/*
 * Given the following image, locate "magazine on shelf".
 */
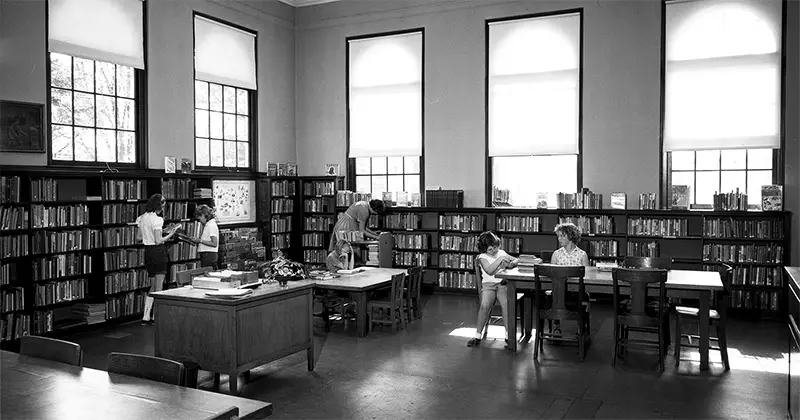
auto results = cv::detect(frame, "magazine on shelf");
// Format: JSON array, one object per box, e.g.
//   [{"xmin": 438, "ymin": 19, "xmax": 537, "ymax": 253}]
[
  {"xmin": 761, "ymin": 185, "xmax": 783, "ymax": 211},
  {"xmin": 610, "ymin": 192, "xmax": 627, "ymax": 209},
  {"xmin": 670, "ymin": 185, "xmax": 689, "ymax": 210}
]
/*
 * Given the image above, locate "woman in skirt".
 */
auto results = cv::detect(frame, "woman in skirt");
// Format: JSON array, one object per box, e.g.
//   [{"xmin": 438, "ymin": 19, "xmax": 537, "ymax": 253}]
[
  {"xmin": 136, "ymin": 193, "xmax": 179, "ymax": 324},
  {"xmin": 328, "ymin": 199, "xmax": 385, "ymax": 251},
  {"xmin": 191, "ymin": 204, "xmax": 219, "ymax": 269}
]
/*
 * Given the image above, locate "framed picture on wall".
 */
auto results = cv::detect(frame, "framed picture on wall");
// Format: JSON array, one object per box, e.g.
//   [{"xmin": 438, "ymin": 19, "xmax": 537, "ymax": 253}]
[
  {"xmin": 0, "ymin": 100, "xmax": 45, "ymax": 153},
  {"xmin": 213, "ymin": 179, "xmax": 257, "ymax": 225}
]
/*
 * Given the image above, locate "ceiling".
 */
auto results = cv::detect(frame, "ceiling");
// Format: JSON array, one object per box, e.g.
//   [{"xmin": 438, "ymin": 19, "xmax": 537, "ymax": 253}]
[{"xmin": 277, "ymin": 0, "xmax": 342, "ymax": 7}]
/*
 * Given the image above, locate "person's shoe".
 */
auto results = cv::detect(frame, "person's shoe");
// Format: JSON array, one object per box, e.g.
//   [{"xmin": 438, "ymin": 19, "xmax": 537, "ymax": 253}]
[{"xmin": 467, "ymin": 338, "xmax": 481, "ymax": 347}]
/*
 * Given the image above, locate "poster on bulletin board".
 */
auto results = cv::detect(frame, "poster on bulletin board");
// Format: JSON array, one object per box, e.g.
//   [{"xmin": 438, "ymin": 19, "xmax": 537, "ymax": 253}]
[{"xmin": 213, "ymin": 180, "xmax": 256, "ymax": 225}]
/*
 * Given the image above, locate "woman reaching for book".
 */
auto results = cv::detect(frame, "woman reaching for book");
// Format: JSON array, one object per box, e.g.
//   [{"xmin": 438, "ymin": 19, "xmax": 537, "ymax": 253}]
[
  {"xmin": 136, "ymin": 194, "xmax": 180, "ymax": 325},
  {"xmin": 328, "ymin": 199, "xmax": 386, "ymax": 251}
]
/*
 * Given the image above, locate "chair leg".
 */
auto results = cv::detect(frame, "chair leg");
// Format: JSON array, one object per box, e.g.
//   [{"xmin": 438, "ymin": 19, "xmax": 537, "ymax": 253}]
[
  {"xmin": 674, "ymin": 314, "xmax": 682, "ymax": 367},
  {"xmin": 612, "ymin": 320, "xmax": 618, "ymax": 366},
  {"xmin": 578, "ymin": 314, "xmax": 585, "ymax": 362},
  {"xmin": 658, "ymin": 327, "xmax": 665, "ymax": 372},
  {"xmin": 718, "ymin": 322, "xmax": 730, "ymax": 371}
]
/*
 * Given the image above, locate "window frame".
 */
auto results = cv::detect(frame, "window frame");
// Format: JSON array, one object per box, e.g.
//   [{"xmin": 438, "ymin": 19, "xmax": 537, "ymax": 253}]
[
  {"xmin": 45, "ymin": 1, "xmax": 148, "ymax": 168},
  {"xmin": 345, "ymin": 28, "xmax": 425, "ymax": 196},
  {"xmin": 659, "ymin": 0, "xmax": 787, "ymax": 207},
  {"xmin": 192, "ymin": 12, "xmax": 258, "ymax": 173},
  {"xmin": 484, "ymin": 9, "xmax": 585, "ymax": 207}
]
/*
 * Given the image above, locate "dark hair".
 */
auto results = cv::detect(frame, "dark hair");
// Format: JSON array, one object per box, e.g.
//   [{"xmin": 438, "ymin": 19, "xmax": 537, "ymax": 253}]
[
  {"xmin": 369, "ymin": 199, "xmax": 386, "ymax": 215},
  {"xmin": 476, "ymin": 231, "xmax": 501, "ymax": 253},
  {"xmin": 554, "ymin": 223, "xmax": 582, "ymax": 244},
  {"xmin": 194, "ymin": 204, "xmax": 215, "ymax": 220},
  {"xmin": 145, "ymin": 193, "xmax": 165, "ymax": 214}
]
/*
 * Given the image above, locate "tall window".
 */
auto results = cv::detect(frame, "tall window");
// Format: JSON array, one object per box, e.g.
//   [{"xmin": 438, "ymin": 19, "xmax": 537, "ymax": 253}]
[
  {"xmin": 347, "ymin": 30, "xmax": 424, "ymax": 197},
  {"xmin": 193, "ymin": 15, "xmax": 256, "ymax": 169},
  {"xmin": 664, "ymin": 0, "xmax": 782, "ymax": 207},
  {"xmin": 487, "ymin": 12, "xmax": 582, "ymax": 207},
  {"xmin": 47, "ymin": 0, "xmax": 144, "ymax": 164}
]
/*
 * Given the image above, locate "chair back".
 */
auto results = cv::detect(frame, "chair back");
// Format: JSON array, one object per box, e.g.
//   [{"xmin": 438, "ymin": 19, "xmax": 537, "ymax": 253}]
[
  {"xmin": 539, "ymin": 250, "xmax": 554, "ymax": 262},
  {"xmin": 714, "ymin": 263, "xmax": 733, "ymax": 318},
  {"xmin": 107, "ymin": 352, "xmax": 186, "ymax": 386},
  {"xmin": 203, "ymin": 406, "xmax": 239, "ymax": 420},
  {"xmin": 389, "ymin": 273, "xmax": 406, "ymax": 304},
  {"xmin": 611, "ymin": 267, "xmax": 667, "ymax": 325},
  {"xmin": 622, "ymin": 256, "xmax": 672, "ymax": 269},
  {"xmin": 533, "ymin": 264, "xmax": 586, "ymax": 317},
  {"xmin": 20, "ymin": 336, "xmax": 82, "ymax": 366},
  {"xmin": 407, "ymin": 266, "xmax": 423, "ymax": 299}
]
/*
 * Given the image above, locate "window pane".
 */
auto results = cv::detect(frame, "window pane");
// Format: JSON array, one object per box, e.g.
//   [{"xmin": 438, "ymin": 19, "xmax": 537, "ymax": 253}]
[
  {"xmin": 387, "ymin": 175, "xmax": 403, "ymax": 193},
  {"xmin": 209, "ymin": 111, "xmax": 223, "ymax": 139},
  {"xmin": 671, "ymin": 171, "xmax": 695, "ymax": 205},
  {"xmin": 236, "ymin": 116, "xmax": 248, "ymax": 141},
  {"xmin": 209, "ymin": 84, "xmax": 222, "ymax": 111},
  {"xmin": 117, "ymin": 98, "xmax": 135, "ymax": 130},
  {"xmin": 492, "ymin": 155, "xmax": 577, "ymax": 207},
  {"xmin": 720, "ymin": 170, "xmax": 746, "ymax": 194},
  {"xmin": 372, "ymin": 157, "xmax": 387, "ymax": 174},
  {"xmin": 355, "ymin": 158, "xmax": 371, "ymax": 174},
  {"xmin": 695, "ymin": 150, "xmax": 720, "ymax": 170},
  {"xmin": 237, "ymin": 142, "xmax": 248, "ymax": 168},
  {"xmin": 387, "ymin": 157, "xmax": 403, "ymax": 174},
  {"xmin": 96, "ymin": 95, "xmax": 115, "ymax": 129},
  {"xmin": 73, "ymin": 57, "xmax": 94, "ymax": 93},
  {"xmin": 195, "ymin": 110, "xmax": 209, "ymax": 137},
  {"xmin": 96, "ymin": 129, "xmax": 116, "ymax": 162},
  {"xmin": 73, "ymin": 92, "xmax": 95, "ymax": 126},
  {"xmin": 196, "ymin": 138, "xmax": 210, "ymax": 166},
  {"xmin": 372, "ymin": 176, "xmax": 387, "ymax": 197},
  {"xmin": 404, "ymin": 156, "xmax": 420, "ymax": 173},
  {"xmin": 195, "ymin": 81, "xmax": 209, "ymax": 109},
  {"xmin": 96, "ymin": 62, "xmax": 115, "ymax": 95},
  {"xmin": 721, "ymin": 149, "xmax": 746, "ymax": 170},
  {"xmin": 236, "ymin": 89, "xmax": 248, "ymax": 115},
  {"xmin": 671, "ymin": 151, "xmax": 694, "ymax": 170},
  {"xmin": 51, "ymin": 125, "xmax": 73, "ymax": 160},
  {"xmin": 50, "ymin": 53, "xmax": 71, "ymax": 89},
  {"xmin": 404, "ymin": 175, "xmax": 420, "ymax": 194},
  {"xmin": 355, "ymin": 176, "xmax": 371, "ymax": 194},
  {"xmin": 748, "ymin": 170, "xmax": 773, "ymax": 208},
  {"xmin": 223, "ymin": 86, "xmax": 236, "ymax": 113},
  {"xmin": 695, "ymin": 171, "xmax": 719, "ymax": 205},
  {"xmin": 210, "ymin": 140, "xmax": 223, "ymax": 166},
  {"xmin": 74, "ymin": 127, "xmax": 95, "ymax": 161},
  {"xmin": 748, "ymin": 148, "xmax": 773, "ymax": 169},
  {"xmin": 223, "ymin": 141, "xmax": 237, "ymax": 167},
  {"xmin": 116, "ymin": 66, "xmax": 134, "ymax": 98},
  {"xmin": 117, "ymin": 131, "xmax": 135, "ymax": 163},
  {"xmin": 223, "ymin": 114, "xmax": 236, "ymax": 140},
  {"xmin": 51, "ymin": 88, "xmax": 73, "ymax": 124}
]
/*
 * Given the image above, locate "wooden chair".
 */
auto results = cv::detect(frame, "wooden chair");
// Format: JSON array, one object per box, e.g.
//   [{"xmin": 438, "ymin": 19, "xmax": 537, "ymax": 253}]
[
  {"xmin": 674, "ymin": 263, "xmax": 732, "ymax": 370},
  {"xmin": 611, "ymin": 267, "xmax": 669, "ymax": 372},
  {"xmin": 107, "ymin": 352, "xmax": 186, "ymax": 386},
  {"xmin": 533, "ymin": 264, "xmax": 590, "ymax": 361},
  {"xmin": 20, "ymin": 336, "xmax": 83, "ymax": 366},
  {"xmin": 404, "ymin": 266, "xmax": 424, "ymax": 321},
  {"xmin": 202, "ymin": 406, "xmax": 239, "ymax": 420},
  {"xmin": 314, "ymin": 290, "xmax": 353, "ymax": 330},
  {"xmin": 539, "ymin": 250, "xmax": 554, "ymax": 263},
  {"xmin": 367, "ymin": 273, "xmax": 407, "ymax": 333},
  {"xmin": 623, "ymin": 256, "xmax": 673, "ymax": 269}
]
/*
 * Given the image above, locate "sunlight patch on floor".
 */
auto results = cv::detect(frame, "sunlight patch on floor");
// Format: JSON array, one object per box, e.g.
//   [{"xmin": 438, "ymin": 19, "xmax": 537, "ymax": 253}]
[
  {"xmin": 449, "ymin": 325, "xmax": 513, "ymax": 340},
  {"xmin": 677, "ymin": 347, "xmax": 787, "ymax": 374}
]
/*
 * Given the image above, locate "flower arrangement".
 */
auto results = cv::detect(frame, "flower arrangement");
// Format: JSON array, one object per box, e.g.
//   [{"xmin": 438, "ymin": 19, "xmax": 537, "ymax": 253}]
[{"xmin": 263, "ymin": 249, "xmax": 307, "ymax": 284}]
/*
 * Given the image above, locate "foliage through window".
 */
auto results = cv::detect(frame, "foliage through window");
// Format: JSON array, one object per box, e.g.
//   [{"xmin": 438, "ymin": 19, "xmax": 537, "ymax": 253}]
[
  {"xmin": 49, "ymin": 53, "xmax": 137, "ymax": 163},
  {"xmin": 194, "ymin": 81, "xmax": 251, "ymax": 168},
  {"xmin": 354, "ymin": 156, "xmax": 421, "ymax": 197}
]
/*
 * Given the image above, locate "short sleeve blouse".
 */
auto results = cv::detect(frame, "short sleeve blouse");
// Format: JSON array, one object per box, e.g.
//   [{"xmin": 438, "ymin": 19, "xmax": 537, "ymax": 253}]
[{"xmin": 552, "ymin": 246, "xmax": 587, "ymax": 266}]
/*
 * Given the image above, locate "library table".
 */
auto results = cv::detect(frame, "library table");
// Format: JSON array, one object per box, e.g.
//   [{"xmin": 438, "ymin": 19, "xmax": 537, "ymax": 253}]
[
  {"xmin": 313, "ymin": 267, "xmax": 409, "ymax": 338},
  {"xmin": 151, "ymin": 282, "xmax": 315, "ymax": 395},
  {"xmin": 497, "ymin": 267, "xmax": 723, "ymax": 371},
  {"xmin": 0, "ymin": 351, "xmax": 272, "ymax": 420}
]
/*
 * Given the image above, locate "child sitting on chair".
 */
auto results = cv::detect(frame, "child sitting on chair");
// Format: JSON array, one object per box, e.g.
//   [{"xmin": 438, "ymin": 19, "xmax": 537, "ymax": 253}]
[
  {"xmin": 467, "ymin": 231, "xmax": 518, "ymax": 348},
  {"xmin": 326, "ymin": 239, "xmax": 354, "ymax": 273},
  {"xmin": 549, "ymin": 222, "xmax": 590, "ymax": 336}
]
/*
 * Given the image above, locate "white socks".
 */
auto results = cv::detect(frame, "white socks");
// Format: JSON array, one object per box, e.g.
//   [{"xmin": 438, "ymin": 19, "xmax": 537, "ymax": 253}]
[
  {"xmin": 142, "ymin": 296, "xmax": 154, "ymax": 321},
  {"xmin": 474, "ymin": 332, "xmax": 483, "ymax": 339}
]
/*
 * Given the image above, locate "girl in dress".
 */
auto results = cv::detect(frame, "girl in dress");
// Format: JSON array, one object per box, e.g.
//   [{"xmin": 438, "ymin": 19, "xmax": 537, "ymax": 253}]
[
  {"xmin": 136, "ymin": 194, "xmax": 180, "ymax": 324},
  {"xmin": 329, "ymin": 199, "xmax": 385, "ymax": 250}
]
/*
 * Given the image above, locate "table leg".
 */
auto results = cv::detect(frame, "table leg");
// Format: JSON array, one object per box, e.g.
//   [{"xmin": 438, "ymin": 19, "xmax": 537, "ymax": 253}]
[
  {"xmin": 307, "ymin": 346, "xmax": 316, "ymax": 371},
  {"xmin": 506, "ymin": 281, "xmax": 517, "ymax": 352},
  {"xmin": 523, "ymin": 295, "xmax": 533, "ymax": 339},
  {"xmin": 229, "ymin": 372, "xmax": 238, "ymax": 395},
  {"xmin": 699, "ymin": 290, "xmax": 710, "ymax": 371},
  {"xmin": 354, "ymin": 291, "xmax": 368, "ymax": 338}
]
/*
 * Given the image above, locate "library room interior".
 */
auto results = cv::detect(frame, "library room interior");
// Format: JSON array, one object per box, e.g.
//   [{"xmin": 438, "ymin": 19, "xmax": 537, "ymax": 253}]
[{"xmin": 1, "ymin": 0, "xmax": 799, "ymax": 419}]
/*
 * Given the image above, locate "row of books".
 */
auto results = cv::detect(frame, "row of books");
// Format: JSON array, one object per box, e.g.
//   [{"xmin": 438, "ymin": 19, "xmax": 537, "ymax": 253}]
[
  {"xmin": 103, "ymin": 203, "xmax": 144, "ymax": 224},
  {"xmin": 105, "ymin": 291, "xmax": 146, "ymax": 320},
  {"xmin": 302, "ymin": 232, "xmax": 326, "ymax": 247},
  {"xmin": 439, "ymin": 215, "xmax": 484, "ymax": 232},
  {"xmin": 437, "ymin": 271, "xmax": 476, "ymax": 289},
  {"xmin": 271, "ymin": 233, "xmax": 291, "ymax": 249},
  {"xmin": 394, "ymin": 233, "xmax": 429, "ymax": 249},
  {"xmin": 32, "ymin": 255, "xmax": 92, "ymax": 281},
  {"xmin": 31, "ymin": 204, "xmax": 90, "ymax": 228},
  {"xmin": 425, "ymin": 189, "xmax": 463, "ymax": 208},
  {"xmin": 194, "ymin": 188, "xmax": 212, "ymax": 199},
  {"xmin": 304, "ymin": 198, "xmax": 332, "ymax": 213},
  {"xmin": 501, "ymin": 237, "xmax": 521, "ymax": 253},
  {"xmin": 34, "ymin": 278, "xmax": 87, "ymax": 307},
  {"xmin": 161, "ymin": 179, "xmax": 193, "ymax": 199},
  {"xmin": 556, "ymin": 190, "xmax": 603, "ymax": 210},
  {"xmin": 164, "ymin": 202, "xmax": 189, "ymax": 220},
  {"xmin": 586, "ymin": 240, "xmax": 619, "ymax": 257},
  {"xmin": 271, "ymin": 198, "xmax": 294, "ymax": 213},
  {"xmin": 496, "ymin": 215, "xmax": 540, "ymax": 232},
  {"xmin": 336, "ymin": 191, "xmax": 371, "ymax": 207},
  {"xmin": 0, "ymin": 207, "xmax": 27, "ymax": 230},
  {"xmin": 0, "ymin": 176, "xmax": 21, "ymax": 203},
  {"xmin": 305, "ymin": 216, "xmax": 332, "ymax": 232},
  {"xmin": 30, "ymin": 179, "xmax": 59, "ymax": 202},
  {"xmin": 384, "ymin": 213, "xmax": 420, "ymax": 230},
  {"xmin": 394, "ymin": 251, "xmax": 428, "ymax": 267},
  {"xmin": 726, "ymin": 266, "xmax": 784, "ymax": 287},
  {"xmin": 0, "ymin": 263, "xmax": 19, "ymax": 285},
  {"xmin": 169, "ymin": 242, "xmax": 198, "ymax": 261},
  {"xmin": 439, "ymin": 253, "xmax": 474, "ymax": 270},
  {"xmin": 559, "ymin": 216, "xmax": 615, "ymax": 235},
  {"xmin": 712, "ymin": 191, "xmax": 748, "ymax": 211},
  {"xmin": 270, "ymin": 216, "xmax": 292, "ymax": 233},
  {"xmin": 271, "ymin": 180, "xmax": 296, "ymax": 197},
  {"xmin": 703, "ymin": 244, "xmax": 784, "ymax": 264},
  {"xmin": 730, "ymin": 290, "xmax": 779, "ymax": 312},
  {"xmin": 335, "ymin": 231, "xmax": 363, "ymax": 242},
  {"xmin": 32, "ymin": 229, "xmax": 102, "ymax": 255},
  {"xmin": 303, "ymin": 181, "xmax": 335, "ymax": 197},
  {"xmin": 303, "ymin": 249, "xmax": 328, "ymax": 264},
  {"xmin": 103, "ymin": 180, "xmax": 144, "ymax": 201},
  {"xmin": 703, "ymin": 218, "xmax": 784, "ymax": 239},
  {"xmin": 169, "ymin": 262, "xmax": 199, "ymax": 285},
  {"xmin": 105, "ymin": 269, "xmax": 150, "ymax": 294},
  {"xmin": 1, "ymin": 313, "xmax": 31, "ymax": 341},
  {"xmin": 104, "ymin": 248, "xmax": 145, "ymax": 271},
  {"xmin": 626, "ymin": 241, "xmax": 659, "ymax": 257},
  {"xmin": 440, "ymin": 235, "xmax": 477, "ymax": 252},
  {"xmin": 1, "ymin": 234, "xmax": 28, "ymax": 258},
  {"xmin": 2, "ymin": 287, "xmax": 24, "ymax": 313},
  {"xmin": 627, "ymin": 218, "xmax": 688, "ymax": 237},
  {"xmin": 104, "ymin": 226, "xmax": 138, "ymax": 248}
]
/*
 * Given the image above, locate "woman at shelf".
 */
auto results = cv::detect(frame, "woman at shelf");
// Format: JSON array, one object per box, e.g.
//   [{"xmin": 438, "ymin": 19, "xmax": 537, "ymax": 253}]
[
  {"xmin": 326, "ymin": 239, "xmax": 354, "ymax": 273},
  {"xmin": 190, "ymin": 204, "xmax": 219, "ymax": 269},
  {"xmin": 549, "ymin": 222, "xmax": 590, "ymax": 336},
  {"xmin": 328, "ymin": 199, "xmax": 386, "ymax": 251},
  {"xmin": 136, "ymin": 193, "xmax": 180, "ymax": 325}
]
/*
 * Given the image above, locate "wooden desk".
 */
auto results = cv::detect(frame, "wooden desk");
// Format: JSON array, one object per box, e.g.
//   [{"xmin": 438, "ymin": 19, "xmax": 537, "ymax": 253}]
[
  {"xmin": 152, "ymin": 282, "xmax": 315, "ymax": 395},
  {"xmin": 0, "ymin": 351, "xmax": 272, "ymax": 420},
  {"xmin": 497, "ymin": 267, "xmax": 723, "ymax": 371},
  {"xmin": 313, "ymin": 267, "xmax": 408, "ymax": 337}
]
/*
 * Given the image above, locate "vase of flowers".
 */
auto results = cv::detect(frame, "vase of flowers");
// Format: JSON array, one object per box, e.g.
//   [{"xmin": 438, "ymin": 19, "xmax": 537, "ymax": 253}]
[{"xmin": 264, "ymin": 250, "xmax": 307, "ymax": 288}]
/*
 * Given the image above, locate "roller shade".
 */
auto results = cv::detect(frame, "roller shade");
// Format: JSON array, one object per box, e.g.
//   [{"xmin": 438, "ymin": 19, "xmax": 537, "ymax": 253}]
[{"xmin": 194, "ymin": 16, "xmax": 257, "ymax": 90}]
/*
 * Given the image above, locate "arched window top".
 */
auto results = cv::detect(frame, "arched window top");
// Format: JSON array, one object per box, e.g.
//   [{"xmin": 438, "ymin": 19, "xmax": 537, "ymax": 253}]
[
  {"xmin": 489, "ymin": 13, "xmax": 580, "ymax": 76},
  {"xmin": 349, "ymin": 32, "xmax": 422, "ymax": 88},
  {"xmin": 667, "ymin": 1, "xmax": 780, "ymax": 61}
]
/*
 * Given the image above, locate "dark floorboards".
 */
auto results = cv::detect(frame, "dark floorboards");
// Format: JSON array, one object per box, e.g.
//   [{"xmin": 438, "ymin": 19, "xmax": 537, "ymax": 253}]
[{"xmin": 63, "ymin": 294, "xmax": 787, "ymax": 420}]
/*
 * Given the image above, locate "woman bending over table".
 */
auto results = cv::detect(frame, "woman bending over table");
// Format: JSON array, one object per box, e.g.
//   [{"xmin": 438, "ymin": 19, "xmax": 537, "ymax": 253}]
[{"xmin": 329, "ymin": 199, "xmax": 385, "ymax": 251}]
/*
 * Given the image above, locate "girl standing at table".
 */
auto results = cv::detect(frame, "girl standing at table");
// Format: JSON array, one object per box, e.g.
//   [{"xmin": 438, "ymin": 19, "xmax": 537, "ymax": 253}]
[
  {"xmin": 136, "ymin": 194, "xmax": 179, "ymax": 325},
  {"xmin": 191, "ymin": 204, "xmax": 219, "ymax": 269},
  {"xmin": 549, "ymin": 222, "xmax": 589, "ymax": 335},
  {"xmin": 467, "ymin": 231, "xmax": 518, "ymax": 348},
  {"xmin": 329, "ymin": 199, "xmax": 385, "ymax": 251},
  {"xmin": 326, "ymin": 239, "xmax": 354, "ymax": 273}
]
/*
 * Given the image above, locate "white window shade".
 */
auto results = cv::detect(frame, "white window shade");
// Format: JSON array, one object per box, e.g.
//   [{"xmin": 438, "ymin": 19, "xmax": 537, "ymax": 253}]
[
  {"xmin": 664, "ymin": 0, "xmax": 782, "ymax": 151},
  {"xmin": 48, "ymin": 0, "xmax": 144, "ymax": 69},
  {"xmin": 488, "ymin": 13, "xmax": 580, "ymax": 157},
  {"xmin": 348, "ymin": 32, "xmax": 422, "ymax": 158},
  {"xmin": 194, "ymin": 16, "xmax": 257, "ymax": 90}
]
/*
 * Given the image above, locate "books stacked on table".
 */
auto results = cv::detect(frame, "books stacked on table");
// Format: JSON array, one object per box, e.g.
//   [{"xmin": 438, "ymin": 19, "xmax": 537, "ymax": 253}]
[
  {"xmin": 517, "ymin": 254, "xmax": 540, "ymax": 273},
  {"xmin": 596, "ymin": 260, "xmax": 619, "ymax": 272},
  {"xmin": 365, "ymin": 244, "xmax": 379, "ymax": 266}
]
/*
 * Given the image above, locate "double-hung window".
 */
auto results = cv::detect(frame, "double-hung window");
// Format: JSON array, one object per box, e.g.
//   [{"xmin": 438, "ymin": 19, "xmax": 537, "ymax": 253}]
[
  {"xmin": 487, "ymin": 11, "xmax": 582, "ymax": 207},
  {"xmin": 664, "ymin": 0, "xmax": 783, "ymax": 208},
  {"xmin": 193, "ymin": 14, "xmax": 257, "ymax": 170},
  {"xmin": 47, "ymin": 0, "xmax": 145, "ymax": 165},
  {"xmin": 347, "ymin": 30, "xmax": 424, "ymax": 197}
]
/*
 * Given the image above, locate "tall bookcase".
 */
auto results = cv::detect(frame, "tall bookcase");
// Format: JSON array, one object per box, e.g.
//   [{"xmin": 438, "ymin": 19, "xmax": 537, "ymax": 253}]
[
  {"xmin": 299, "ymin": 177, "xmax": 343, "ymax": 269},
  {"xmin": 257, "ymin": 176, "xmax": 299, "ymax": 261}
]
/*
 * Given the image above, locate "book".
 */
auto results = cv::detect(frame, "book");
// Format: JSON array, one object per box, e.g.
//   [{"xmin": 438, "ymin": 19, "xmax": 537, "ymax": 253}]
[
  {"xmin": 277, "ymin": 163, "xmax": 287, "ymax": 176},
  {"xmin": 267, "ymin": 163, "xmax": 278, "ymax": 176},
  {"xmin": 536, "ymin": 192, "xmax": 550, "ymax": 209},
  {"xmin": 761, "ymin": 185, "xmax": 783, "ymax": 211},
  {"xmin": 180, "ymin": 158, "xmax": 193, "ymax": 174},
  {"xmin": 164, "ymin": 156, "xmax": 177, "ymax": 174},
  {"xmin": 338, "ymin": 267, "xmax": 366, "ymax": 275},
  {"xmin": 325, "ymin": 163, "xmax": 340, "ymax": 176},
  {"xmin": 397, "ymin": 191, "xmax": 409, "ymax": 207},
  {"xmin": 287, "ymin": 162, "xmax": 298, "ymax": 176},
  {"xmin": 411, "ymin": 193, "xmax": 421, "ymax": 207},
  {"xmin": 610, "ymin": 192, "xmax": 627, "ymax": 209},
  {"xmin": 671, "ymin": 185, "xmax": 689, "ymax": 210}
]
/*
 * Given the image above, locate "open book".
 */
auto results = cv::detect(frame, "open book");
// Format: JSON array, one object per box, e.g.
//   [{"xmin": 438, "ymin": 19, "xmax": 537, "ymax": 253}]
[
  {"xmin": 338, "ymin": 267, "xmax": 367, "ymax": 275},
  {"xmin": 164, "ymin": 223, "xmax": 182, "ymax": 235}
]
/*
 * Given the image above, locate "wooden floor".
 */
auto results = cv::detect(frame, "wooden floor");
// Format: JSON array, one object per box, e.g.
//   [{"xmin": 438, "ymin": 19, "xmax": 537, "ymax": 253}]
[{"xmin": 63, "ymin": 293, "xmax": 787, "ymax": 419}]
